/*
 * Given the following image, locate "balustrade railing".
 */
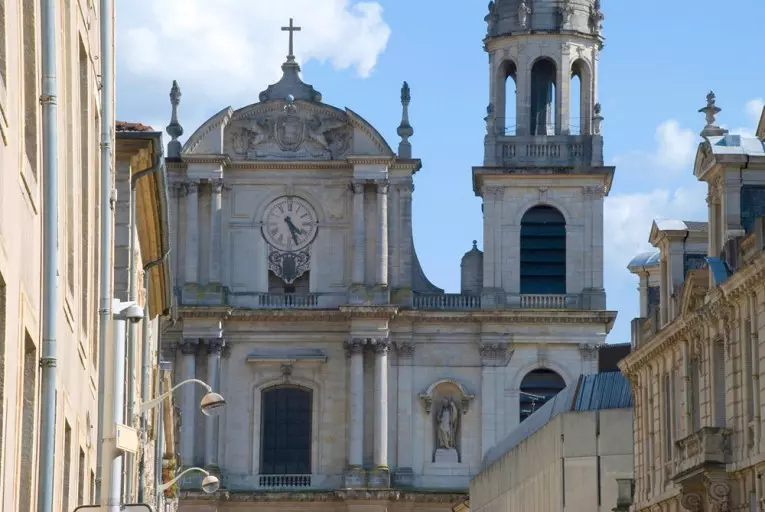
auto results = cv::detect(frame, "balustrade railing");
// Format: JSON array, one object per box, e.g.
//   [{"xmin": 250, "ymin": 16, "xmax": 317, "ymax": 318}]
[
  {"xmin": 413, "ymin": 293, "xmax": 482, "ymax": 310},
  {"xmin": 672, "ymin": 427, "xmax": 732, "ymax": 482},
  {"xmin": 413, "ymin": 293, "xmax": 580, "ymax": 310},
  {"xmin": 258, "ymin": 474, "xmax": 312, "ymax": 489}
]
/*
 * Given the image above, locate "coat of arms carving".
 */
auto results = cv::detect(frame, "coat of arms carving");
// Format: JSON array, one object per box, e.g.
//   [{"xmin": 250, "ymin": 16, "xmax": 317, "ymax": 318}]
[{"xmin": 276, "ymin": 112, "xmax": 305, "ymax": 152}]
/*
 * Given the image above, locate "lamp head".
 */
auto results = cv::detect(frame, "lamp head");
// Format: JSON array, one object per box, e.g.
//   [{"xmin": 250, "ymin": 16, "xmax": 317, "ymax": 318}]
[
  {"xmin": 200, "ymin": 392, "xmax": 226, "ymax": 417},
  {"xmin": 201, "ymin": 474, "xmax": 220, "ymax": 494},
  {"xmin": 123, "ymin": 304, "xmax": 144, "ymax": 324}
]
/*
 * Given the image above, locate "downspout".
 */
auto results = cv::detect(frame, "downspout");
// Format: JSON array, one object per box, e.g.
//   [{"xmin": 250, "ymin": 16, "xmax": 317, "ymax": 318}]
[
  {"xmin": 137, "ymin": 251, "xmax": 169, "ymax": 502},
  {"xmin": 96, "ymin": 0, "xmax": 114, "ymax": 502},
  {"xmin": 126, "ymin": 152, "xmax": 162, "ymax": 501},
  {"xmin": 37, "ymin": 0, "xmax": 58, "ymax": 509}
]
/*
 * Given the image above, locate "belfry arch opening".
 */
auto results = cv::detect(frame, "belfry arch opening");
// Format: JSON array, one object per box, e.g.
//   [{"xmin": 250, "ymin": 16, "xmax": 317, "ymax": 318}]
[
  {"xmin": 500, "ymin": 60, "xmax": 517, "ymax": 135},
  {"xmin": 530, "ymin": 58, "xmax": 557, "ymax": 136},
  {"xmin": 571, "ymin": 59, "xmax": 591, "ymax": 135},
  {"xmin": 520, "ymin": 205, "xmax": 566, "ymax": 294},
  {"xmin": 519, "ymin": 369, "xmax": 566, "ymax": 423}
]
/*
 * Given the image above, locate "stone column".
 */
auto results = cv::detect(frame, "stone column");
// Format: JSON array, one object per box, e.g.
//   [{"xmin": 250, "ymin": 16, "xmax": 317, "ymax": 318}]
[
  {"xmin": 209, "ymin": 179, "xmax": 223, "ymax": 283},
  {"xmin": 184, "ymin": 180, "xmax": 200, "ymax": 283},
  {"xmin": 479, "ymin": 342, "xmax": 510, "ymax": 455},
  {"xmin": 179, "ymin": 339, "xmax": 198, "ymax": 467},
  {"xmin": 394, "ymin": 341, "xmax": 415, "ymax": 486},
  {"xmin": 399, "ymin": 183, "xmax": 414, "ymax": 289},
  {"xmin": 343, "ymin": 338, "xmax": 365, "ymax": 487},
  {"xmin": 376, "ymin": 180, "xmax": 389, "ymax": 286},
  {"xmin": 370, "ymin": 337, "xmax": 390, "ymax": 487},
  {"xmin": 204, "ymin": 338, "xmax": 223, "ymax": 469},
  {"xmin": 352, "ymin": 181, "xmax": 366, "ymax": 284},
  {"xmin": 389, "ymin": 186, "xmax": 400, "ymax": 288},
  {"xmin": 681, "ymin": 340, "xmax": 692, "ymax": 437}
]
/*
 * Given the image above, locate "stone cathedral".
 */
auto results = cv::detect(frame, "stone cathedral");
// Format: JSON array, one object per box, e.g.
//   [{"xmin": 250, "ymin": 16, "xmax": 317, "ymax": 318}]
[{"xmin": 164, "ymin": 1, "xmax": 616, "ymax": 510}]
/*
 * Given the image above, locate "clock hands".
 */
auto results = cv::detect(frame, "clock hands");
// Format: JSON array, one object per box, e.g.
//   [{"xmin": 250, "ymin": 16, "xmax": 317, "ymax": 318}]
[{"xmin": 284, "ymin": 216, "xmax": 305, "ymax": 246}]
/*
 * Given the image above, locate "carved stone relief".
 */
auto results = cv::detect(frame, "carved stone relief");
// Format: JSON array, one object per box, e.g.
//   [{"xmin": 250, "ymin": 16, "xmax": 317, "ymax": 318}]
[
  {"xmin": 268, "ymin": 245, "xmax": 310, "ymax": 284},
  {"xmin": 226, "ymin": 107, "xmax": 353, "ymax": 161}
]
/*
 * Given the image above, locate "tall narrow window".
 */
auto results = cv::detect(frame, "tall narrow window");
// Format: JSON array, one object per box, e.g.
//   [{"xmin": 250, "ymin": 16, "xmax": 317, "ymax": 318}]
[
  {"xmin": 746, "ymin": 317, "xmax": 756, "ymax": 420},
  {"xmin": 570, "ymin": 59, "xmax": 591, "ymax": 135},
  {"xmin": 22, "ymin": 0, "xmax": 38, "ymax": 176},
  {"xmin": 713, "ymin": 342, "xmax": 726, "ymax": 427},
  {"xmin": 663, "ymin": 374, "xmax": 672, "ymax": 461},
  {"xmin": 530, "ymin": 58, "xmax": 557, "ymax": 135},
  {"xmin": 261, "ymin": 386, "xmax": 312, "ymax": 475},
  {"xmin": 500, "ymin": 60, "xmax": 517, "ymax": 135},
  {"xmin": 63, "ymin": 422, "xmax": 72, "ymax": 512},
  {"xmin": 692, "ymin": 357, "xmax": 703, "ymax": 430},
  {"xmin": 569, "ymin": 69, "xmax": 581, "ymax": 135},
  {"xmin": 79, "ymin": 39, "xmax": 90, "ymax": 328},
  {"xmin": 90, "ymin": 470, "xmax": 95, "ymax": 504},
  {"xmin": 18, "ymin": 334, "xmax": 38, "ymax": 512},
  {"xmin": 519, "ymin": 369, "xmax": 566, "ymax": 423},
  {"xmin": 77, "ymin": 448, "xmax": 85, "ymax": 505},
  {"xmin": 520, "ymin": 205, "xmax": 566, "ymax": 294},
  {"xmin": 91, "ymin": 107, "xmax": 100, "ymax": 369}
]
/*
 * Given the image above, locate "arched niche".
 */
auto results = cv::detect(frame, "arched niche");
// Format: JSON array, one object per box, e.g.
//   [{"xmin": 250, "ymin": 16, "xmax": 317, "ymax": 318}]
[
  {"xmin": 529, "ymin": 57, "xmax": 557, "ymax": 136},
  {"xmin": 519, "ymin": 368, "xmax": 566, "ymax": 423},
  {"xmin": 418, "ymin": 379, "xmax": 475, "ymax": 464},
  {"xmin": 570, "ymin": 58, "xmax": 592, "ymax": 135}
]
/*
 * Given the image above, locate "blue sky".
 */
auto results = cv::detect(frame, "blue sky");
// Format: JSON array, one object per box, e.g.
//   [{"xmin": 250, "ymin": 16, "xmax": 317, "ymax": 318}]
[{"xmin": 117, "ymin": 0, "xmax": 765, "ymax": 344}]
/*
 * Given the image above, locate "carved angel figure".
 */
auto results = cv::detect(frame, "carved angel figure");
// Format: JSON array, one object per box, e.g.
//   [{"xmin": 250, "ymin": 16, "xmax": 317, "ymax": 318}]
[
  {"xmin": 436, "ymin": 397, "xmax": 459, "ymax": 450},
  {"xmin": 305, "ymin": 115, "xmax": 347, "ymax": 150},
  {"xmin": 231, "ymin": 118, "xmax": 273, "ymax": 155}
]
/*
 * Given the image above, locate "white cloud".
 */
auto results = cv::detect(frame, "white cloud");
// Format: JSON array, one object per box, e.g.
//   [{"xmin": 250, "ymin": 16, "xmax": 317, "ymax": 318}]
[
  {"xmin": 603, "ymin": 181, "xmax": 708, "ymax": 271},
  {"xmin": 118, "ymin": 0, "xmax": 391, "ymax": 101},
  {"xmin": 746, "ymin": 98, "xmax": 764, "ymax": 124},
  {"xmin": 654, "ymin": 120, "xmax": 697, "ymax": 171}
]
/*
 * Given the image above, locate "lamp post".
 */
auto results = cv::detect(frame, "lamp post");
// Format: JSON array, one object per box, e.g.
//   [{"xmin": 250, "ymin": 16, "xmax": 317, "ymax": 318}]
[{"xmin": 157, "ymin": 468, "xmax": 220, "ymax": 494}]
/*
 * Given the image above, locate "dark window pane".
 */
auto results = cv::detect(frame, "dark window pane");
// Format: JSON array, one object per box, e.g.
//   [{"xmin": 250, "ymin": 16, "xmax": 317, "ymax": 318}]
[
  {"xmin": 519, "ymin": 369, "xmax": 566, "ymax": 423},
  {"xmin": 520, "ymin": 205, "xmax": 566, "ymax": 294},
  {"xmin": 261, "ymin": 386, "xmax": 312, "ymax": 475}
]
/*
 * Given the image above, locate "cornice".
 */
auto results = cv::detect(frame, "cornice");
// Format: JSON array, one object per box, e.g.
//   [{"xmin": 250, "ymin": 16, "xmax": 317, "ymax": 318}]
[
  {"xmin": 180, "ymin": 489, "xmax": 468, "ymax": 503},
  {"xmin": 345, "ymin": 155, "xmax": 396, "ymax": 166},
  {"xmin": 181, "ymin": 154, "xmax": 232, "ymax": 166},
  {"xmin": 227, "ymin": 160, "xmax": 351, "ymax": 171}
]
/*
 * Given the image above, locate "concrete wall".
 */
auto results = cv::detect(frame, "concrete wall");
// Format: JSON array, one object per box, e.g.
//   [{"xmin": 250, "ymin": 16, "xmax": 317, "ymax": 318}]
[
  {"xmin": 470, "ymin": 409, "xmax": 633, "ymax": 512},
  {"xmin": 0, "ymin": 0, "xmax": 113, "ymax": 509}
]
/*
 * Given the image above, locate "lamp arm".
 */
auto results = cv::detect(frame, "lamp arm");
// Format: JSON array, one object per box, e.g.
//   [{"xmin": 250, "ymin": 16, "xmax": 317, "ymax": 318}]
[
  {"xmin": 157, "ymin": 467, "xmax": 210, "ymax": 492},
  {"xmin": 140, "ymin": 378, "xmax": 212, "ymax": 412}
]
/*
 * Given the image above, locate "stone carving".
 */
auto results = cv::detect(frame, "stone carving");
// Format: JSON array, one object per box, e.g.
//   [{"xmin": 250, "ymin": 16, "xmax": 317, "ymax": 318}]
[
  {"xmin": 705, "ymin": 478, "xmax": 731, "ymax": 511},
  {"xmin": 589, "ymin": 0, "xmax": 604, "ymax": 34},
  {"xmin": 227, "ymin": 105, "xmax": 352, "ymax": 160},
  {"xmin": 559, "ymin": 0, "xmax": 574, "ymax": 28},
  {"xmin": 281, "ymin": 363, "xmax": 293, "ymax": 382},
  {"xmin": 436, "ymin": 397, "xmax": 459, "ymax": 450},
  {"xmin": 679, "ymin": 491, "xmax": 702, "ymax": 512},
  {"xmin": 517, "ymin": 1, "xmax": 532, "ymax": 29},
  {"xmin": 484, "ymin": 1, "xmax": 498, "ymax": 35},
  {"xmin": 344, "ymin": 338, "xmax": 365, "ymax": 357},
  {"xmin": 371, "ymin": 338, "xmax": 391, "ymax": 355},
  {"xmin": 579, "ymin": 343, "xmax": 599, "ymax": 361},
  {"xmin": 592, "ymin": 102, "xmax": 604, "ymax": 135},
  {"xmin": 180, "ymin": 339, "xmax": 199, "ymax": 355},
  {"xmin": 395, "ymin": 341, "xmax": 415, "ymax": 359},
  {"xmin": 267, "ymin": 246, "xmax": 310, "ymax": 284}
]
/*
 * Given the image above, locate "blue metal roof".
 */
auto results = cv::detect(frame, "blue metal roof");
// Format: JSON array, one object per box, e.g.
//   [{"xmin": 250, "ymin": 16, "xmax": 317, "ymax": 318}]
[
  {"xmin": 480, "ymin": 372, "xmax": 632, "ymax": 470},
  {"xmin": 627, "ymin": 250, "xmax": 660, "ymax": 269},
  {"xmin": 705, "ymin": 257, "xmax": 732, "ymax": 285}
]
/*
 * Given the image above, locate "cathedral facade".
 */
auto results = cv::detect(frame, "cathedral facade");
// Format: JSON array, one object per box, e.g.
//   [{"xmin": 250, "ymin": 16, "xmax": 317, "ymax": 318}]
[{"xmin": 165, "ymin": 1, "xmax": 615, "ymax": 510}]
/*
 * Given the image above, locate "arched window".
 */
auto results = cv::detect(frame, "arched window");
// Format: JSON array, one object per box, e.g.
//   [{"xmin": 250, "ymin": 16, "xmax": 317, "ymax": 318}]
[
  {"xmin": 571, "ymin": 59, "xmax": 590, "ymax": 135},
  {"xmin": 519, "ymin": 369, "xmax": 566, "ymax": 423},
  {"xmin": 569, "ymin": 68, "xmax": 581, "ymax": 135},
  {"xmin": 499, "ymin": 60, "xmax": 517, "ymax": 135},
  {"xmin": 530, "ymin": 58, "xmax": 557, "ymax": 136},
  {"xmin": 520, "ymin": 205, "xmax": 566, "ymax": 294},
  {"xmin": 261, "ymin": 385, "xmax": 312, "ymax": 475}
]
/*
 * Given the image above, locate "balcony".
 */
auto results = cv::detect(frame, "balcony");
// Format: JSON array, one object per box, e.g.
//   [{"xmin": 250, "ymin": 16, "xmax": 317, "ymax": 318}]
[
  {"xmin": 412, "ymin": 293, "xmax": 582, "ymax": 311},
  {"xmin": 672, "ymin": 427, "xmax": 732, "ymax": 483},
  {"xmin": 227, "ymin": 292, "xmax": 347, "ymax": 309},
  {"xmin": 258, "ymin": 474, "xmax": 312, "ymax": 490},
  {"xmin": 492, "ymin": 134, "xmax": 603, "ymax": 168}
]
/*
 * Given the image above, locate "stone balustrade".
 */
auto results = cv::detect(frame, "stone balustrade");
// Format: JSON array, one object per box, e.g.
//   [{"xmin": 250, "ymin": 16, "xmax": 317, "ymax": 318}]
[
  {"xmin": 672, "ymin": 427, "xmax": 732, "ymax": 482},
  {"xmin": 494, "ymin": 134, "xmax": 603, "ymax": 168},
  {"xmin": 258, "ymin": 474, "xmax": 312, "ymax": 489},
  {"xmin": 413, "ymin": 293, "xmax": 482, "ymax": 310},
  {"xmin": 413, "ymin": 293, "xmax": 582, "ymax": 310}
]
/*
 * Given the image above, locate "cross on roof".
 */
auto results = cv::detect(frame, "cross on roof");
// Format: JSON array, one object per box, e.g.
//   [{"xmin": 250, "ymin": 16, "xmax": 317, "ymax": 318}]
[{"xmin": 281, "ymin": 18, "xmax": 301, "ymax": 60}]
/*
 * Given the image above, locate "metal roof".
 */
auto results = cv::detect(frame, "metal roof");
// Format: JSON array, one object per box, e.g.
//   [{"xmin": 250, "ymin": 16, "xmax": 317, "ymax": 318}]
[
  {"xmin": 480, "ymin": 372, "xmax": 632, "ymax": 470},
  {"xmin": 627, "ymin": 250, "xmax": 660, "ymax": 269},
  {"xmin": 706, "ymin": 133, "xmax": 765, "ymax": 156}
]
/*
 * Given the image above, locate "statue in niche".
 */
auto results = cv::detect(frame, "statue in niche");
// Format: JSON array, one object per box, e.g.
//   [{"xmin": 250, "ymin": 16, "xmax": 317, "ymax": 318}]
[
  {"xmin": 436, "ymin": 397, "xmax": 459, "ymax": 451},
  {"xmin": 517, "ymin": 0, "xmax": 531, "ymax": 29}
]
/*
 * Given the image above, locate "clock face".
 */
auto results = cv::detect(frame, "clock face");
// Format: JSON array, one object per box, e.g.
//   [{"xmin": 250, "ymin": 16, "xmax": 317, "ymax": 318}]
[{"xmin": 261, "ymin": 196, "xmax": 319, "ymax": 252}]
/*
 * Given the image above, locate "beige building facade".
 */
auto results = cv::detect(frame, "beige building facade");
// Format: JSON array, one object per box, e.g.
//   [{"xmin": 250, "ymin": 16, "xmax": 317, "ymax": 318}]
[
  {"xmin": 620, "ymin": 99, "xmax": 765, "ymax": 511},
  {"xmin": 0, "ymin": 1, "xmax": 173, "ymax": 510}
]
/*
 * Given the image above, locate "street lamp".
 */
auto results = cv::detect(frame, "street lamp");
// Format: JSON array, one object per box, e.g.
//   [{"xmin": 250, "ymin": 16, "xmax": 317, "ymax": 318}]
[
  {"xmin": 157, "ymin": 467, "xmax": 220, "ymax": 494},
  {"xmin": 139, "ymin": 378, "xmax": 226, "ymax": 417}
]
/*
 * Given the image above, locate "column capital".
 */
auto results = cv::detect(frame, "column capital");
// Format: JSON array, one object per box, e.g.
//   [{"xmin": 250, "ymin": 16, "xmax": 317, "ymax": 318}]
[
  {"xmin": 161, "ymin": 341, "xmax": 179, "ymax": 360},
  {"xmin": 210, "ymin": 178, "xmax": 225, "ymax": 192},
  {"xmin": 206, "ymin": 338, "xmax": 225, "ymax": 354},
  {"xmin": 370, "ymin": 337, "xmax": 391, "ymax": 355},
  {"xmin": 578, "ymin": 343, "xmax": 599, "ymax": 361},
  {"xmin": 395, "ymin": 341, "xmax": 415, "ymax": 359},
  {"xmin": 180, "ymin": 339, "xmax": 199, "ymax": 355},
  {"xmin": 344, "ymin": 338, "xmax": 366, "ymax": 357},
  {"xmin": 479, "ymin": 342, "xmax": 513, "ymax": 366},
  {"xmin": 184, "ymin": 180, "xmax": 200, "ymax": 193},
  {"xmin": 375, "ymin": 179, "xmax": 390, "ymax": 194},
  {"xmin": 351, "ymin": 180, "xmax": 365, "ymax": 194}
]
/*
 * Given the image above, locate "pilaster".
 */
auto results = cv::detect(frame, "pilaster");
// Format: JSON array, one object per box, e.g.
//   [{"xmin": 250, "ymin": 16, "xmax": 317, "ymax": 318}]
[
  {"xmin": 184, "ymin": 180, "xmax": 200, "ymax": 284},
  {"xmin": 344, "ymin": 337, "xmax": 366, "ymax": 488},
  {"xmin": 179, "ymin": 338, "xmax": 199, "ymax": 468},
  {"xmin": 204, "ymin": 337, "xmax": 224, "ymax": 470},
  {"xmin": 394, "ymin": 340, "xmax": 415, "ymax": 487},
  {"xmin": 376, "ymin": 179, "xmax": 389, "ymax": 286},
  {"xmin": 208, "ymin": 179, "xmax": 223, "ymax": 283},
  {"xmin": 351, "ymin": 181, "xmax": 366, "ymax": 285},
  {"xmin": 370, "ymin": 337, "xmax": 391, "ymax": 488}
]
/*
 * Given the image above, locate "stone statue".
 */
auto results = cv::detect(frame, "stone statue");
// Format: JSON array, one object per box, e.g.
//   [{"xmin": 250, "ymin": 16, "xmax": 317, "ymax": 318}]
[
  {"xmin": 485, "ymin": 1, "xmax": 498, "ymax": 35},
  {"xmin": 436, "ymin": 397, "xmax": 459, "ymax": 450},
  {"xmin": 560, "ymin": 0, "xmax": 574, "ymax": 28},
  {"xmin": 517, "ymin": 1, "xmax": 531, "ymax": 29}
]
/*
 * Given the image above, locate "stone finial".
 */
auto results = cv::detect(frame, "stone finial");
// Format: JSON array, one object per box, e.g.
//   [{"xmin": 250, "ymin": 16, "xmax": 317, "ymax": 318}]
[
  {"xmin": 699, "ymin": 91, "xmax": 727, "ymax": 138},
  {"xmin": 592, "ymin": 102, "xmax": 604, "ymax": 135},
  {"xmin": 166, "ymin": 80, "xmax": 184, "ymax": 158},
  {"xmin": 472, "ymin": 240, "xmax": 478, "ymax": 250},
  {"xmin": 397, "ymin": 81, "xmax": 414, "ymax": 158},
  {"xmin": 284, "ymin": 94, "xmax": 297, "ymax": 114}
]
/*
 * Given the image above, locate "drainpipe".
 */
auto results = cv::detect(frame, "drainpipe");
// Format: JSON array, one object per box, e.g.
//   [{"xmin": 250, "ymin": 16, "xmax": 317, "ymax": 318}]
[
  {"xmin": 96, "ymin": 0, "xmax": 114, "ymax": 502},
  {"xmin": 126, "ymin": 153, "xmax": 162, "ymax": 500},
  {"xmin": 37, "ymin": 0, "xmax": 58, "ymax": 509},
  {"xmin": 137, "ymin": 251, "xmax": 169, "ymax": 502}
]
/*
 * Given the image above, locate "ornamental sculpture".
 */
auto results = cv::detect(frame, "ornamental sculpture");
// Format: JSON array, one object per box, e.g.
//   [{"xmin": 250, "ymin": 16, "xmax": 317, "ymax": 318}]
[{"xmin": 436, "ymin": 397, "xmax": 460, "ymax": 451}]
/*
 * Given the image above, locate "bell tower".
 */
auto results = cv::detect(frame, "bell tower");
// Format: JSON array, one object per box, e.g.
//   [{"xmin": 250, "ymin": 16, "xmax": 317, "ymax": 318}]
[{"xmin": 474, "ymin": 0, "xmax": 614, "ymax": 310}]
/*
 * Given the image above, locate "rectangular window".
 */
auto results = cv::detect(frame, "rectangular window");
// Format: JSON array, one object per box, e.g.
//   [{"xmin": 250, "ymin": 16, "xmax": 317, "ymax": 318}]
[
  {"xmin": 713, "ymin": 343, "xmax": 726, "ymax": 427},
  {"xmin": 746, "ymin": 317, "xmax": 756, "ymax": 420},
  {"xmin": 91, "ymin": 108, "xmax": 100, "ymax": 369},
  {"xmin": 18, "ymin": 334, "xmax": 37, "ymax": 512},
  {"xmin": 692, "ymin": 357, "xmax": 703, "ymax": 430},
  {"xmin": 63, "ymin": 422, "xmax": 72, "ymax": 512},
  {"xmin": 79, "ymin": 38, "xmax": 90, "ymax": 328},
  {"xmin": 65, "ymin": 1, "xmax": 75, "ymax": 294},
  {"xmin": 77, "ymin": 448, "xmax": 85, "ymax": 505},
  {"xmin": 663, "ymin": 373, "xmax": 672, "ymax": 461},
  {"xmin": 22, "ymin": 0, "xmax": 38, "ymax": 177}
]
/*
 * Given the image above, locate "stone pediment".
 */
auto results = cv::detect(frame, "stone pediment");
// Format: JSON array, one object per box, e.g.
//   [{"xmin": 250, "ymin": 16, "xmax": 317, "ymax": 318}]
[
  {"xmin": 182, "ymin": 99, "xmax": 394, "ymax": 162},
  {"xmin": 678, "ymin": 268, "xmax": 709, "ymax": 318}
]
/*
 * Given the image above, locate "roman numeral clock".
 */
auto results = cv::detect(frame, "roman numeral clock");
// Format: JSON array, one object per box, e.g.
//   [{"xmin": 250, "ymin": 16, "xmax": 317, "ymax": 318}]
[{"xmin": 261, "ymin": 195, "xmax": 319, "ymax": 284}]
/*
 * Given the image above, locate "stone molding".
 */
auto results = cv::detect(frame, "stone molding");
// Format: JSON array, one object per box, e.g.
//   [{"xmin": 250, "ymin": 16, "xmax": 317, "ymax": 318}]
[
  {"xmin": 180, "ymin": 489, "xmax": 468, "ymax": 503},
  {"xmin": 180, "ymin": 339, "xmax": 199, "ymax": 355},
  {"xmin": 395, "ymin": 341, "xmax": 415, "ymax": 359}
]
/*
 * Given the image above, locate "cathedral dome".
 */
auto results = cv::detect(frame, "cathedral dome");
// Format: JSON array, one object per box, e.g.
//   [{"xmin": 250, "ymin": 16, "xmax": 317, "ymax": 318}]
[
  {"xmin": 460, "ymin": 241, "xmax": 484, "ymax": 295},
  {"xmin": 485, "ymin": 0, "xmax": 603, "ymax": 37}
]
